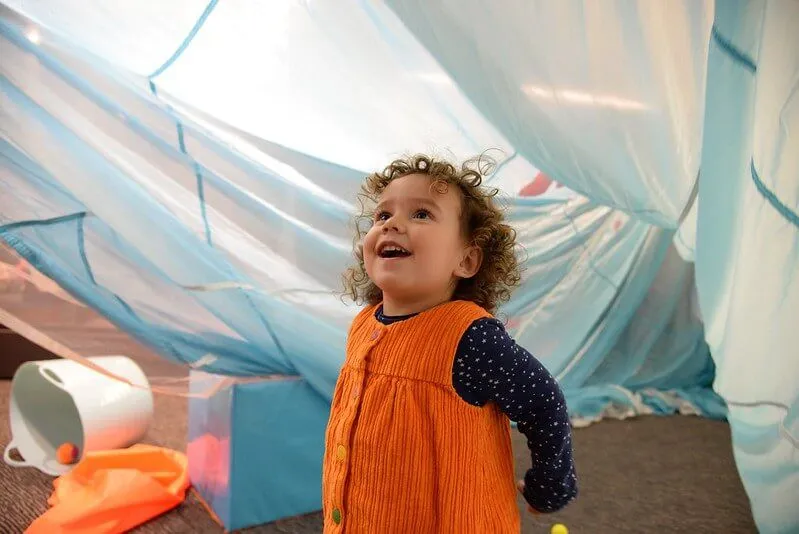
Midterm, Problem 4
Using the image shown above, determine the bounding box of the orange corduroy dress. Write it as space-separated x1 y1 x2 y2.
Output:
322 300 520 533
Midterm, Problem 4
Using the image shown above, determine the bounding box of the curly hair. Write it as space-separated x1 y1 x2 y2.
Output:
342 153 522 314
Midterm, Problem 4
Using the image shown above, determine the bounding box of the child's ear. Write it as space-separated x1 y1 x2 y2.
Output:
455 245 483 279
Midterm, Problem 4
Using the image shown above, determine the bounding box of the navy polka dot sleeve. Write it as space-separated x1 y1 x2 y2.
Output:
453 318 578 513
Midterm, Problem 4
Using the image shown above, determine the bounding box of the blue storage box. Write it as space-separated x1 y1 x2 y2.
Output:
187 371 330 531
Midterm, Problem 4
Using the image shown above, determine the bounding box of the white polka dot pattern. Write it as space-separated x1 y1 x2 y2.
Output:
452 318 578 513
376 308 578 513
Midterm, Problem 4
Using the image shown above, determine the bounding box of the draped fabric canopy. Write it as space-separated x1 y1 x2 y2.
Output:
0 1 796 532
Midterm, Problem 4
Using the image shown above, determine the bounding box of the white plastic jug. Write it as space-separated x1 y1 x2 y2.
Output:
4 355 153 476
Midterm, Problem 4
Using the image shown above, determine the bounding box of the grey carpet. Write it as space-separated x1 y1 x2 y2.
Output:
0 380 757 533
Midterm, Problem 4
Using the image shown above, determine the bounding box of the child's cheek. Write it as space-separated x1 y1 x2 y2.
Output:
362 231 376 256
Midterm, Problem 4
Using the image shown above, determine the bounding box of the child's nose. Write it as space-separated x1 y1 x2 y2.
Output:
381 215 404 233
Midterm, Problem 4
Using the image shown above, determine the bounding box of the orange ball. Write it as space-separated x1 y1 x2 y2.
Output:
56 442 79 464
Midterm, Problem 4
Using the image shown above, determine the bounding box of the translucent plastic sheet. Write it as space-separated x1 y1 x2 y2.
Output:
694 1 799 531
0 5 720 424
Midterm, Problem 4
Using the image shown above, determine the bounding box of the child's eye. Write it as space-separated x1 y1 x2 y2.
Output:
375 211 391 221
414 209 431 220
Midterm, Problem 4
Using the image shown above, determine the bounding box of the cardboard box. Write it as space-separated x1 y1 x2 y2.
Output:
187 371 330 531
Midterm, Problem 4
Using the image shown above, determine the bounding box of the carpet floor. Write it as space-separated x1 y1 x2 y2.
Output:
0 380 757 533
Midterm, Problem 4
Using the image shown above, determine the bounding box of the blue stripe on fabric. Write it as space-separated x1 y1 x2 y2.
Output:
711 25 757 74
76 214 142 320
751 160 799 228
0 212 87 234
75 212 97 284
241 291 288 364
174 122 212 246
177 122 187 153
148 0 220 79
194 163 213 246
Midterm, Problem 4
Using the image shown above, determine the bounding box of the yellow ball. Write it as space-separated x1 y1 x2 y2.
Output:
551 524 568 534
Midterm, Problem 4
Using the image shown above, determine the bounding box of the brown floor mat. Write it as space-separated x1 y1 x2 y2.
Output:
0 380 756 533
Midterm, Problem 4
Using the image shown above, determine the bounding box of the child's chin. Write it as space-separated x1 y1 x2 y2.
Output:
373 275 412 295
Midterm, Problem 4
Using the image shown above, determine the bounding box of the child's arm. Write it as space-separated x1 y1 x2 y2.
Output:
453 318 578 513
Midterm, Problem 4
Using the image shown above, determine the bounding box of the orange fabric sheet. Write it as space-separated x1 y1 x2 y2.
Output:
26 444 190 534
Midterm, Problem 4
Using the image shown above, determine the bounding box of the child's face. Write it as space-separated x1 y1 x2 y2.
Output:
363 173 481 311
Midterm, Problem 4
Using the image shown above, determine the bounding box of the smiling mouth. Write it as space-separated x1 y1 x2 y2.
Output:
377 244 412 259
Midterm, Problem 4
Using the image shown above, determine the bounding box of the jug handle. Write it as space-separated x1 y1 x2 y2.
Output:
3 441 28 468
38 365 67 390
3 442 66 476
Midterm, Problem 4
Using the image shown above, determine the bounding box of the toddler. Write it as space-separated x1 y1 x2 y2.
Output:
323 155 577 533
